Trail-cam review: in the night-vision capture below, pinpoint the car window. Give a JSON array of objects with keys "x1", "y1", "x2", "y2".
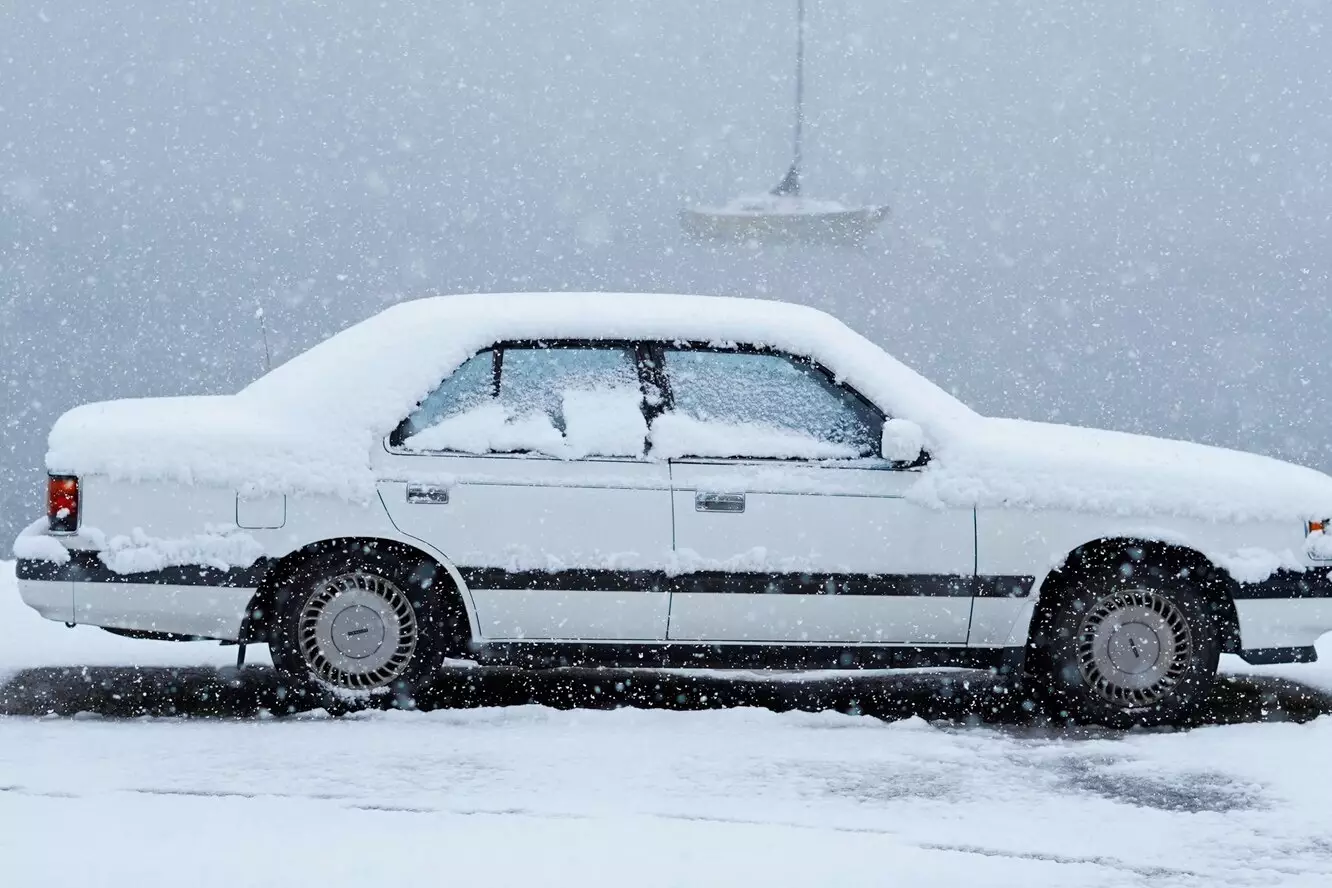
[
  {"x1": 653, "y1": 349, "x2": 881, "y2": 459},
  {"x1": 399, "y1": 345, "x2": 647, "y2": 458},
  {"x1": 499, "y1": 348, "x2": 637, "y2": 427},
  {"x1": 397, "y1": 349, "x2": 496, "y2": 441}
]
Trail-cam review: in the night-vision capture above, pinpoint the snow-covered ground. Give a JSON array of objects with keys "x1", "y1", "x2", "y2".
[{"x1": 3, "y1": 559, "x2": 1332, "y2": 886}]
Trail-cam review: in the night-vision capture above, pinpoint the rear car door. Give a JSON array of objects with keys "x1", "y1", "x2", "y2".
[
  {"x1": 377, "y1": 342, "x2": 674, "y2": 642},
  {"x1": 654, "y1": 346, "x2": 975, "y2": 644}
]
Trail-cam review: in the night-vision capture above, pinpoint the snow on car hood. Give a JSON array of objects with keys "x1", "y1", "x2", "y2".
[{"x1": 916, "y1": 416, "x2": 1332, "y2": 523}]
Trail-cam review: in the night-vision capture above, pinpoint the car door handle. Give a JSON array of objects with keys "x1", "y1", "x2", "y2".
[
  {"x1": 406, "y1": 482, "x2": 450, "y2": 504},
  {"x1": 696, "y1": 491, "x2": 745, "y2": 513}
]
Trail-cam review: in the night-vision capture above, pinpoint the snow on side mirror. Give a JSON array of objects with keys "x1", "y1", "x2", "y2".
[{"x1": 881, "y1": 418, "x2": 925, "y2": 463}]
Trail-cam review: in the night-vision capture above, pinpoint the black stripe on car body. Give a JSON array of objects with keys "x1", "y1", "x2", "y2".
[
  {"x1": 25, "y1": 554, "x2": 1332, "y2": 602},
  {"x1": 18, "y1": 554, "x2": 1035, "y2": 598},
  {"x1": 1232, "y1": 568, "x2": 1332, "y2": 600},
  {"x1": 16, "y1": 552, "x2": 274, "y2": 588},
  {"x1": 452, "y1": 568, "x2": 1038, "y2": 598}
]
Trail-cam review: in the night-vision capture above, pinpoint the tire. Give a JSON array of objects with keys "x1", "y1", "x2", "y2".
[
  {"x1": 267, "y1": 544, "x2": 462, "y2": 700},
  {"x1": 1027, "y1": 555, "x2": 1224, "y2": 727}
]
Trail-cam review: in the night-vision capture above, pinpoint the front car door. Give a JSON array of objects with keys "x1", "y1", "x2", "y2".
[
  {"x1": 376, "y1": 341, "x2": 674, "y2": 642},
  {"x1": 654, "y1": 345, "x2": 976, "y2": 645}
]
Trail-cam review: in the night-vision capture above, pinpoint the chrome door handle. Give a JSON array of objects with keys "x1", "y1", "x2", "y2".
[
  {"x1": 406, "y1": 482, "x2": 450, "y2": 504},
  {"x1": 696, "y1": 491, "x2": 745, "y2": 513}
]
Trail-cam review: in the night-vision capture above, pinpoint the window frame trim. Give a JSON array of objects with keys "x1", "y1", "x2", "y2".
[{"x1": 384, "y1": 336, "x2": 924, "y2": 467}]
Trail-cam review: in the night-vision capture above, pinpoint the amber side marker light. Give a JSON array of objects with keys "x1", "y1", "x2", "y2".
[
  {"x1": 1309, "y1": 520, "x2": 1326, "y2": 535},
  {"x1": 47, "y1": 474, "x2": 80, "y2": 533}
]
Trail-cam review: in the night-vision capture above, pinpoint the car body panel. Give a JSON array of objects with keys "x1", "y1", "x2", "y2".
[
  {"x1": 13, "y1": 293, "x2": 1332, "y2": 672},
  {"x1": 76, "y1": 581, "x2": 256, "y2": 639},
  {"x1": 376, "y1": 450, "x2": 674, "y2": 642},
  {"x1": 667, "y1": 459, "x2": 974, "y2": 643}
]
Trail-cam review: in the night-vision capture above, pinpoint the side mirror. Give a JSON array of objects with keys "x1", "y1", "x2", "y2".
[{"x1": 881, "y1": 418, "x2": 925, "y2": 464}]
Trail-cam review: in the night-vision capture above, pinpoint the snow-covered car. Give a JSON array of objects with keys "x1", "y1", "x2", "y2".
[{"x1": 14, "y1": 292, "x2": 1332, "y2": 724}]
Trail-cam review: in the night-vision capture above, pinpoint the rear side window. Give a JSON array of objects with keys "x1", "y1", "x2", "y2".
[
  {"x1": 397, "y1": 345, "x2": 646, "y2": 458},
  {"x1": 653, "y1": 349, "x2": 881, "y2": 459}
]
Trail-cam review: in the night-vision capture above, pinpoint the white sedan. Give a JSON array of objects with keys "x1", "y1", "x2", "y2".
[{"x1": 14, "y1": 292, "x2": 1332, "y2": 725}]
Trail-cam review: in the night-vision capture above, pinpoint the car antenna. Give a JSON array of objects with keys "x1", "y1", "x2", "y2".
[{"x1": 255, "y1": 293, "x2": 272, "y2": 373}]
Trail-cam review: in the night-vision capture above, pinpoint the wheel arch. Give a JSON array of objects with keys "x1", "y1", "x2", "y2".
[
  {"x1": 1028, "y1": 536, "x2": 1243, "y2": 655},
  {"x1": 239, "y1": 536, "x2": 476, "y2": 646}
]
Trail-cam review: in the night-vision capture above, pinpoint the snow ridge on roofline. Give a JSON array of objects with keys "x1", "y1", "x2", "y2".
[
  {"x1": 44, "y1": 292, "x2": 1332, "y2": 525},
  {"x1": 47, "y1": 292, "x2": 975, "y2": 504},
  {"x1": 240, "y1": 292, "x2": 980, "y2": 438}
]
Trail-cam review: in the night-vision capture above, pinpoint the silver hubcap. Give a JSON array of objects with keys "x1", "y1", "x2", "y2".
[
  {"x1": 297, "y1": 572, "x2": 418, "y2": 690},
  {"x1": 1077, "y1": 589, "x2": 1193, "y2": 709}
]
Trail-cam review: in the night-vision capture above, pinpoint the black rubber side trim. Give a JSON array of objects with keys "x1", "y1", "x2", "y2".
[
  {"x1": 19, "y1": 555, "x2": 1035, "y2": 601},
  {"x1": 1233, "y1": 568, "x2": 1332, "y2": 600},
  {"x1": 978, "y1": 575, "x2": 1036, "y2": 599},
  {"x1": 469, "y1": 641, "x2": 1020, "y2": 671},
  {"x1": 1238, "y1": 646, "x2": 1318, "y2": 665},
  {"x1": 458, "y1": 568, "x2": 1035, "y2": 598},
  {"x1": 16, "y1": 553, "x2": 274, "y2": 588}
]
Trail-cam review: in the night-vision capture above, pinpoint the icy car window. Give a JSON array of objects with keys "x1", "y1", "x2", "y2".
[
  {"x1": 499, "y1": 347, "x2": 639, "y2": 429},
  {"x1": 399, "y1": 349, "x2": 496, "y2": 440},
  {"x1": 660, "y1": 350, "x2": 880, "y2": 458},
  {"x1": 401, "y1": 345, "x2": 645, "y2": 457}
]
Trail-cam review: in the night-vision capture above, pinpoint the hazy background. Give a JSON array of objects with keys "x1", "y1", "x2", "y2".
[{"x1": 2, "y1": 0, "x2": 1329, "y2": 539}]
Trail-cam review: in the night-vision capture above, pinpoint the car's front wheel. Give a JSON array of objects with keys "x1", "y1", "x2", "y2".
[
  {"x1": 268, "y1": 545, "x2": 458, "y2": 698},
  {"x1": 1028, "y1": 556, "x2": 1223, "y2": 726}
]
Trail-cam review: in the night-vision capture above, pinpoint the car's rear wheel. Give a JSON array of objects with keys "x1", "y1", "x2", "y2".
[
  {"x1": 1028, "y1": 556, "x2": 1223, "y2": 727},
  {"x1": 268, "y1": 545, "x2": 459, "y2": 699}
]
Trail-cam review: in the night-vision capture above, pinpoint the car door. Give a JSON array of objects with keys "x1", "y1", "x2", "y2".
[
  {"x1": 653, "y1": 346, "x2": 975, "y2": 645},
  {"x1": 376, "y1": 341, "x2": 674, "y2": 642}
]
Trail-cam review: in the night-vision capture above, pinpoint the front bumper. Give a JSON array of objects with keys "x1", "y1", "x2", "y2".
[
  {"x1": 1234, "y1": 567, "x2": 1332, "y2": 654},
  {"x1": 16, "y1": 553, "x2": 266, "y2": 642}
]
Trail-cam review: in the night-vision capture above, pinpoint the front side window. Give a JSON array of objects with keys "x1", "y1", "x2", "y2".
[
  {"x1": 398, "y1": 345, "x2": 646, "y2": 458},
  {"x1": 652, "y1": 349, "x2": 881, "y2": 459},
  {"x1": 397, "y1": 349, "x2": 496, "y2": 442}
]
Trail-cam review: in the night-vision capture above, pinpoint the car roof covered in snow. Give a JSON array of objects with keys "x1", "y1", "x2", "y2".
[
  {"x1": 240, "y1": 292, "x2": 980, "y2": 436},
  {"x1": 41, "y1": 292, "x2": 1332, "y2": 528}
]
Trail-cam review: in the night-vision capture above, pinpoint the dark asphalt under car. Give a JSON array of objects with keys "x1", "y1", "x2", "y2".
[{"x1": 2, "y1": 664, "x2": 1329, "y2": 730}]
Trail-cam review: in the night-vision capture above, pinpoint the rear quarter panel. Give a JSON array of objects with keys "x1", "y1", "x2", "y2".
[
  {"x1": 76, "y1": 477, "x2": 421, "y2": 562},
  {"x1": 77, "y1": 477, "x2": 235, "y2": 544}
]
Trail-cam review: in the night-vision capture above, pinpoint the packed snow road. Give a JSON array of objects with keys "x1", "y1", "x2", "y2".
[{"x1": 3, "y1": 562, "x2": 1332, "y2": 887}]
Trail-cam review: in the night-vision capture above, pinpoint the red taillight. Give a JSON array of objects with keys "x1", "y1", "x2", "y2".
[{"x1": 47, "y1": 475, "x2": 79, "y2": 533}]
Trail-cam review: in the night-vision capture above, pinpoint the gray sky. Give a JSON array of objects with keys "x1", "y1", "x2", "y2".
[{"x1": 3, "y1": 0, "x2": 1329, "y2": 539}]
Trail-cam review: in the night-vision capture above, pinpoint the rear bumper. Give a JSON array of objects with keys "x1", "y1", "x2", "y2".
[
  {"x1": 17, "y1": 575, "x2": 76, "y2": 624},
  {"x1": 16, "y1": 554, "x2": 264, "y2": 642}
]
